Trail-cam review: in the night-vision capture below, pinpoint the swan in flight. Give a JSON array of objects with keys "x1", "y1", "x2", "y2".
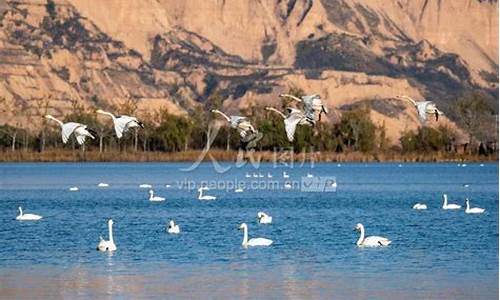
[
  {"x1": 97, "y1": 182, "x2": 109, "y2": 187},
  {"x1": 355, "y1": 223, "x2": 391, "y2": 247},
  {"x1": 96, "y1": 109, "x2": 144, "y2": 139},
  {"x1": 396, "y1": 95, "x2": 443, "y2": 122},
  {"x1": 279, "y1": 94, "x2": 328, "y2": 124},
  {"x1": 167, "y1": 220, "x2": 180, "y2": 234},
  {"x1": 465, "y1": 198, "x2": 485, "y2": 214},
  {"x1": 97, "y1": 219, "x2": 117, "y2": 252},
  {"x1": 257, "y1": 212, "x2": 272, "y2": 224},
  {"x1": 139, "y1": 184, "x2": 152, "y2": 188},
  {"x1": 412, "y1": 203, "x2": 427, "y2": 210},
  {"x1": 265, "y1": 107, "x2": 312, "y2": 142},
  {"x1": 149, "y1": 190, "x2": 165, "y2": 202},
  {"x1": 442, "y1": 194, "x2": 461, "y2": 210},
  {"x1": 239, "y1": 223, "x2": 273, "y2": 248},
  {"x1": 45, "y1": 115, "x2": 95, "y2": 145},
  {"x1": 211, "y1": 109, "x2": 262, "y2": 149},
  {"x1": 198, "y1": 187, "x2": 216, "y2": 200},
  {"x1": 69, "y1": 186, "x2": 79, "y2": 192},
  {"x1": 16, "y1": 207, "x2": 42, "y2": 221}
]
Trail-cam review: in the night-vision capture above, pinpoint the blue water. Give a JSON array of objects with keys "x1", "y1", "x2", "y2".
[{"x1": 0, "y1": 162, "x2": 498, "y2": 299}]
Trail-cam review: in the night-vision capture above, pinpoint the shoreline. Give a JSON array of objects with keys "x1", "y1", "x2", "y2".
[{"x1": 0, "y1": 150, "x2": 497, "y2": 163}]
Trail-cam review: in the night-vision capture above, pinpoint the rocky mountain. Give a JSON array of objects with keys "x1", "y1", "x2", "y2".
[{"x1": 0, "y1": 0, "x2": 498, "y2": 144}]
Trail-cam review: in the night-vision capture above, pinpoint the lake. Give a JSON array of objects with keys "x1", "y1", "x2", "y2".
[{"x1": 0, "y1": 162, "x2": 498, "y2": 299}]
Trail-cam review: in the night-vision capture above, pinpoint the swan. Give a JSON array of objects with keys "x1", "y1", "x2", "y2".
[
  {"x1": 167, "y1": 220, "x2": 180, "y2": 234},
  {"x1": 149, "y1": 190, "x2": 165, "y2": 202},
  {"x1": 413, "y1": 203, "x2": 427, "y2": 210},
  {"x1": 139, "y1": 184, "x2": 152, "y2": 188},
  {"x1": 279, "y1": 94, "x2": 328, "y2": 125},
  {"x1": 283, "y1": 171, "x2": 289, "y2": 178},
  {"x1": 330, "y1": 181, "x2": 337, "y2": 188},
  {"x1": 211, "y1": 109, "x2": 262, "y2": 148},
  {"x1": 45, "y1": 115, "x2": 95, "y2": 145},
  {"x1": 198, "y1": 187, "x2": 216, "y2": 200},
  {"x1": 97, "y1": 219, "x2": 117, "y2": 252},
  {"x1": 465, "y1": 198, "x2": 485, "y2": 214},
  {"x1": 284, "y1": 183, "x2": 292, "y2": 189},
  {"x1": 337, "y1": 164, "x2": 341, "y2": 167},
  {"x1": 96, "y1": 109, "x2": 144, "y2": 139},
  {"x1": 16, "y1": 207, "x2": 42, "y2": 221},
  {"x1": 396, "y1": 95, "x2": 443, "y2": 122},
  {"x1": 69, "y1": 186, "x2": 79, "y2": 191},
  {"x1": 98, "y1": 183, "x2": 109, "y2": 187},
  {"x1": 239, "y1": 223, "x2": 273, "y2": 248},
  {"x1": 265, "y1": 107, "x2": 312, "y2": 142},
  {"x1": 258, "y1": 173, "x2": 264, "y2": 178},
  {"x1": 245, "y1": 173, "x2": 251, "y2": 178},
  {"x1": 442, "y1": 194, "x2": 461, "y2": 210},
  {"x1": 257, "y1": 212, "x2": 272, "y2": 224},
  {"x1": 354, "y1": 223, "x2": 391, "y2": 247},
  {"x1": 306, "y1": 173, "x2": 314, "y2": 178},
  {"x1": 235, "y1": 188, "x2": 244, "y2": 193},
  {"x1": 267, "y1": 172, "x2": 273, "y2": 178},
  {"x1": 165, "y1": 184, "x2": 171, "y2": 188},
  {"x1": 253, "y1": 173, "x2": 259, "y2": 178},
  {"x1": 480, "y1": 163, "x2": 484, "y2": 167}
]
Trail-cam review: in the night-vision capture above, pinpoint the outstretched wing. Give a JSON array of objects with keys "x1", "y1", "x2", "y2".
[
  {"x1": 229, "y1": 116, "x2": 247, "y2": 128},
  {"x1": 284, "y1": 112, "x2": 304, "y2": 142},
  {"x1": 61, "y1": 122, "x2": 82, "y2": 144},
  {"x1": 416, "y1": 102, "x2": 430, "y2": 122}
]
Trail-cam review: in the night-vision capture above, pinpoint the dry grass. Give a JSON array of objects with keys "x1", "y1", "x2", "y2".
[{"x1": 0, "y1": 149, "x2": 496, "y2": 162}]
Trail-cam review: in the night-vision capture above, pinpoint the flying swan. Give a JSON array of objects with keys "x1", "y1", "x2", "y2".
[
  {"x1": 354, "y1": 223, "x2": 391, "y2": 247},
  {"x1": 239, "y1": 223, "x2": 273, "y2": 248},
  {"x1": 96, "y1": 109, "x2": 144, "y2": 139},
  {"x1": 265, "y1": 107, "x2": 312, "y2": 142},
  {"x1": 211, "y1": 109, "x2": 262, "y2": 149},
  {"x1": 45, "y1": 115, "x2": 95, "y2": 145},
  {"x1": 16, "y1": 207, "x2": 42, "y2": 221},
  {"x1": 97, "y1": 219, "x2": 117, "y2": 252},
  {"x1": 279, "y1": 94, "x2": 328, "y2": 125},
  {"x1": 396, "y1": 95, "x2": 443, "y2": 122}
]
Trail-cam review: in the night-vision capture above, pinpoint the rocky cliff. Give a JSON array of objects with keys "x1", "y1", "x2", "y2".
[{"x1": 0, "y1": 0, "x2": 498, "y2": 143}]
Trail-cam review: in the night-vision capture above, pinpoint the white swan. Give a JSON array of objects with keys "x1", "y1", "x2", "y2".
[
  {"x1": 306, "y1": 173, "x2": 314, "y2": 178},
  {"x1": 284, "y1": 183, "x2": 292, "y2": 189},
  {"x1": 98, "y1": 183, "x2": 109, "y2": 187},
  {"x1": 167, "y1": 220, "x2": 180, "y2": 234},
  {"x1": 239, "y1": 223, "x2": 273, "y2": 248},
  {"x1": 465, "y1": 198, "x2": 485, "y2": 214},
  {"x1": 253, "y1": 173, "x2": 259, "y2": 178},
  {"x1": 96, "y1": 109, "x2": 144, "y2": 139},
  {"x1": 355, "y1": 223, "x2": 391, "y2": 247},
  {"x1": 267, "y1": 172, "x2": 273, "y2": 178},
  {"x1": 442, "y1": 194, "x2": 461, "y2": 210},
  {"x1": 279, "y1": 94, "x2": 328, "y2": 125},
  {"x1": 412, "y1": 203, "x2": 427, "y2": 210},
  {"x1": 165, "y1": 184, "x2": 171, "y2": 188},
  {"x1": 235, "y1": 187, "x2": 244, "y2": 193},
  {"x1": 97, "y1": 219, "x2": 117, "y2": 252},
  {"x1": 198, "y1": 187, "x2": 216, "y2": 200},
  {"x1": 16, "y1": 207, "x2": 42, "y2": 221},
  {"x1": 139, "y1": 184, "x2": 152, "y2": 188},
  {"x1": 283, "y1": 171, "x2": 289, "y2": 178},
  {"x1": 257, "y1": 212, "x2": 272, "y2": 224},
  {"x1": 69, "y1": 186, "x2": 79, "y2": 191},
  {"x1": 149, "y1": 190, "x2": 165, "y2": 202},
  {"x1": 211, "y1": 110, "x2": 261, "y2": 148},
  {"x1": 258, "y1": 173, "x2": 264, "y2": 178},
  {"x1": 396, "y1": 95, "x2": 443, "y2": 122},
  {"x1": 245, "y1": 172, "x2": 251, "y2": 178},
  {"x1": 45, "y1": 115, "x2": 95, "y2": 145},
  {"x1": 265, "y1": 107, "x2": 312, "y2": 142}
]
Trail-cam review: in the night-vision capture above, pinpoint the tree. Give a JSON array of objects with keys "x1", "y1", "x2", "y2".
[
  {"x1": 455, "y1": 92, "x2": 496, "y2": 147},
  {"x1": 337, "y1": 107, "x2": 376, "y2": 153}
]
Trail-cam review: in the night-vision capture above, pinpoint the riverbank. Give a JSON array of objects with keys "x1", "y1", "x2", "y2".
[{"x1": 0, "y1": 149, "x2": 497, "y2": 162}]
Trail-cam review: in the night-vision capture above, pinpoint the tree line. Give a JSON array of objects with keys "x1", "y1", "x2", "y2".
[{"x1": 0, "y1": 90, "x2": 497, "y2": 157}]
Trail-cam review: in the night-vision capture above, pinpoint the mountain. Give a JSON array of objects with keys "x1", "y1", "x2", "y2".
[{"x1": 0, "y1": 0, "x2": 497, "y2": 144}]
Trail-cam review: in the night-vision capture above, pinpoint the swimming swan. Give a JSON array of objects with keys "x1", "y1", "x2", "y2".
[
  {"x1": 69, "y1": 186, "x2": 79, "y2": 191},
  {"x1": 16, "y1": 207, "x2": 42, "y2": 221},
  {"x1": 139, "y1": 184, "x2": 152, "y2": 188},
  {"x1": 198, "y1": 187, "x2": 216, "y2": 200},
  {"x1": 442, "y1": 194, "x2": 461, "y2": 210},
  {"x1": 239, "y1": 223, "x2": 273, "y2": 248},
  {"x1": 257, "y1": 212, "x2": 272, "y2": 224},
  {"x1": 149, "y1": 190, "x2": 165, "y2": 202},
  {"x1": 98, "y1": 183, "x2": 109, "y2": 187},
  {"x1": 465, "y1": 198, "x2": 485, "y2": 214},
  {"x1": 167, "y1": 220, "x2": 180, "y2": 234},
  {"x1": 97, "y1": 219, "x2": 117, "y2": 252},
  {"x1": 355, "y1": 223, "x2": 391, "y2": 247},
  {"x1": 413, "y1": 203, "x2": 427, "y2": 210}
]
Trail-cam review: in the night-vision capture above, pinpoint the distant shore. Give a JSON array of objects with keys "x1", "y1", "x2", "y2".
[{"x1": 0, "y1": 150, "x2": 496, "y2": 163}]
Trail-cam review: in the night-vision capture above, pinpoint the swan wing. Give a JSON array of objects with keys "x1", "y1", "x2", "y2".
[
  {"x1": 61, "y1": 122, "x2": 81, "y2": 144},
  {"x1": 284, "y1": 113, "x2": 303, "y2": 142},
  {"x1": 248, "y1": 238, "x2": 273, "y2": 247},
  {"x1": 363, "y1": 236, "x2": 391, "y2": 247},
  {"x1": 114, "y1": 117, "x2": 132, "y2": 139},
  {"x1": 416, "y1": 102, "x2": 430, "y2": 122}
]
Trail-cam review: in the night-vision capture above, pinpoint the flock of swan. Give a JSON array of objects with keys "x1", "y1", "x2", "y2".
[
  {"x1": 412, "y1": 193, "x2": 485, "y2": 214},
  {"x1": 43, "y1": 93, "x2": 442, "y2": 151}
]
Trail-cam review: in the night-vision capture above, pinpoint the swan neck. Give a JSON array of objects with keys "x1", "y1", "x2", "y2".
[
  {"x1": 443, "y1": 194, "x2": 447, "y2": 206},
  {"x1": 18, "y1": 207, "x2": 22, "y2": 216},
  {"x1": 357, "y1": 227, "x2": 365, "y2": 246},
  {"x1": 108, "y1": 222, "x2": 114, "y2": 243},
  {"x1": 242, "y1": 226, "x2": 248, "y2": 245},
  {"x1": 48, "y1": 116, "x2": 64, "y2": 126}
]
